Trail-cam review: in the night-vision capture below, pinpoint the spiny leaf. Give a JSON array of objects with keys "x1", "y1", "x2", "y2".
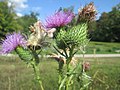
[{"x1": 15, "y1": 46, "x2": 33, "y2": 63}]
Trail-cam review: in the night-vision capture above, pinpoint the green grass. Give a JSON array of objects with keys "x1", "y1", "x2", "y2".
[
  {"x1": 45, "y1": 41, "x2": 120, "y2": 54},
  {"x1": 86, "y1": 57, "x2": 120, "y2": 90},
  {"x1": 0, "y1": 56, "x2": 120, "y2": 90},
  {"x1": 85, "y1": 41, "x2": 120, "y2": 54}
]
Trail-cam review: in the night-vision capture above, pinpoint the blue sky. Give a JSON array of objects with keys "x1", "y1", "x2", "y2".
[{"x1": 8, "y1": 0, "x2": 120, "y2": 21}]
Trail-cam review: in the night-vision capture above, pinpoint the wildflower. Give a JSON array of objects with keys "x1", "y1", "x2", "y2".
[
  {"x1": 78, "y1": 2, "x2": 97, "y2": 23},
  {"x1": 45, "y1": 11, "x2": 74, "y2": 28},
  {"x1": 1, "y1": 33, "x2": 26, "y2": 54}
]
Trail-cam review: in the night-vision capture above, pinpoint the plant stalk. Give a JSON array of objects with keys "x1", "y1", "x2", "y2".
[{"x1": 32, "y1": 60, "x2": 44, "y2": 90}]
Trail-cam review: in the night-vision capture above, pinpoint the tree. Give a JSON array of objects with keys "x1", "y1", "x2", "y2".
[
  {"x1": 0, "y1": 1, "x2": 23, "y2": 39},
  {"x1": 109, "y1": 4, "x2": 120, "y2": 42},
  {"x1": 92, "y1": 3, "x2": 120, "y2": 42},
  {"x1": 17, "y1": 12, "x2": 38, "y2": 35}
]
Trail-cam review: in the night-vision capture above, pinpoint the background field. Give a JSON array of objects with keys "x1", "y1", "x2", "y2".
[
  {"x1": 43, "y1": 41, "x2": 120, "y2": 54},
  {"x1": 0, "y1": 56, "x2": 120, "y2": 90},
  {"x1": 83, "y1": 41, "x2": 120, "y2": 54}
]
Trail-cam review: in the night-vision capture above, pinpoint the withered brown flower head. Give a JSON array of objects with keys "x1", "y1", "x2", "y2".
[
  {"x1": 78, "y1": 2, "x2": 97, "y2": 23},
  {"x1": 82, "y1": 61, "x2": 90, "y2": 72},
  {"x1": 27, "y1": 21, "x2": 47, "y2": 49}
]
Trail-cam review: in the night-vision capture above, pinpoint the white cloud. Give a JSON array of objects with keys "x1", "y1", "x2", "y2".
[
  {"x1": 16, "y1": 12, "x2": 23, "y2": 17},
  {"x1": 8, "y1": 2, "x2": 12, "y2": 7},
  {"x1": 8, "y1": 0, "x2": 28, "y2": 11}
]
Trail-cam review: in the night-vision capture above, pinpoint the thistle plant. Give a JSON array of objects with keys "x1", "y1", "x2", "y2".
[
  {"x1": 47, "y1": 2, "x2": 97, "y2": 90},
  {"x1": 0, "y1": 21, "x2": 50, "y2": 90},
  {"x1": 0, "y1": 2, "x2": 97, "y2": 90},
  {"x1": 54, "y1": 24, "x2": 90, "y2": 90}
]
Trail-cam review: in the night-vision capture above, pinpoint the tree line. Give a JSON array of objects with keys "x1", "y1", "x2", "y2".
[
  {"x1": 89, "y1": 3, "x2": 120, "y2": 42},
  {"x1": 0, "y1": 1, "x2": 38, "y2": 40},
  {"x1": 0, "y1": 1, "x2": 120, "y2": 42}
]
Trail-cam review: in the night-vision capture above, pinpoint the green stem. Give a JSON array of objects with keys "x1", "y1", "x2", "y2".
[
  {"x1": 82, "y1": 46, "x2": 85, "y2": 73},
  {"x1": 65, "y1": 80, "x2": 69, "y2": 90},
  {"x1": 65, "y1": 46, "x2": 75, "y2": 90},
  {"x1": 59, "y1": 76, "x2": 67, "y2": 90},
  {"x1": 67, "y1": 45, "x2": 75, "y2": 64},
  {"x1": 32, "y1": 61, "x2": 44, "y2": 90},
  {"x1": 58, "y1": 74, "x2": 62, "y2": 86},
  {"x1": 65, "y1": 72, "x2": 74, "y2": 90},
  {"x1": 65, "y1": 59, "x2": 72, "y2": 89},
  {"x1": 58, "y1": 69, "x2": 63, "y2": 87},
  {"x1": 58, "y1": 44, "x2": 75, "y2": 90}
]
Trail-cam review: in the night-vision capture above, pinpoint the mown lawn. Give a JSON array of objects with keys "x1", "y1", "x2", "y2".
[
  {"x1": 84, "y1": 41, "x2": 120, "y2": 54},
  {"x1": 0, "y1": 56, "x2": 120, "y2": 90},
  {"x1": 45, "y1": 41, "x2": 120, "y2": 54}
]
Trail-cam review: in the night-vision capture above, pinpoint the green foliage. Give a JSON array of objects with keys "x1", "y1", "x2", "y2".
[
  {"x1": 55, "y1": 23, "x2": 89, "y2": 90},
  {"x1": 56, "y1": 24, "x2": 88, "y2": 49},
  {"x1": 79, "y1": 41, "x2": 120, "y2": 54},
  {"x1": 91, "y1": 3, "x2": 120, "y2": 42},
  {"x1": 17, "y1": 12, "x2": 38, "y2": 35},
  {"x1": 0, "y1": 1, "x2": 23, "y2": 39},
  {"x1": 0, "y1": 1, "x2": 38, "y2": 39},
  {"x1": 15, "y1": 46, "x2": 33, "y2": 62},
  {"x1": 0, "y1": 57, "x2": 120, "y2": 90}
]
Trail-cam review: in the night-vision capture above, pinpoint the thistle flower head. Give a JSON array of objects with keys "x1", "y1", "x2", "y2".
[
  {"x1": 0, "y1": 33, "x2": 27, "y2": 54},
  {"x1": 45, "y1": 11, "x2": 74, "y2": 28},
  {"x1": 78, "y1": 2, "x2": 97, "y2": 23}
]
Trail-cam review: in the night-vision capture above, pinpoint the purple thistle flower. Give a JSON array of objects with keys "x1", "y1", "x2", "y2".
[
  {"x1": 0, "y1": 32, "x2": 27, "y2": 54},
  {"x1": 45, "y1": 11, "x2": 74, "y2": 28}
]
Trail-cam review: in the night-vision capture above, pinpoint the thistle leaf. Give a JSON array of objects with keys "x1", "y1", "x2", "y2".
[{"x1": 15, "y1": 46, "x2": 34, "y2": 62}]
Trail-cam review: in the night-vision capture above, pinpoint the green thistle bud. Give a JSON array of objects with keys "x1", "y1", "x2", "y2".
[
  {"x1": 56, "y1": 24, "x2": 88, "y2": 49},
  {"x1": 15, "y1": 46, "x2": 34, "y2": 63},
  {"x1": 56, "y1": 30, "x2": 67, "y2": 49}
]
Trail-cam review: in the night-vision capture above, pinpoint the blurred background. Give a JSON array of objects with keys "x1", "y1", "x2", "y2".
[
  {"x1": 0, "y1": 0, "x2": 120, "y2": 54},
  {"x1": 0, "y1": 0, "x2": 120, "y2": 90}
]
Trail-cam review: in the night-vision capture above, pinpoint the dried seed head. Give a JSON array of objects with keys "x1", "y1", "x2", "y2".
[
  {"x1": 27, "y1": 21, "x2": 47, "y2": 49},
  {"x1": 78, "y1": 2, "x2": 97, "y2": 23},
  {"x1": 82, "y1": 61, "x2": 90, "y2": 71}
]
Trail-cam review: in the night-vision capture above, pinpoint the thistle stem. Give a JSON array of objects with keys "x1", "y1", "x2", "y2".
[
  {"x1": 82, "y1": 46, "x2": 85, "y2": 72},
  {"x1": 58, "y1": 69, "x2": 63, "y2": 87},
  {"x1": 32, "y1": 61, "x2": 44, "y2": 90}
]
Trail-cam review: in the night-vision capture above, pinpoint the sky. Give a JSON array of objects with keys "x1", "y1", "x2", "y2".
[{"x1": 8, "y1": 0, "x2": 120, "y2": 22}]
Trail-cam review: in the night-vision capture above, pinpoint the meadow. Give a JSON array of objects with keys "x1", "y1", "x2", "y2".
[
  {"x1": 85, "y1": 41, "x2": 120, "y2": 54},
  {"x1": 0, "y1": 56, "x2": 120, "y2": 90}
]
